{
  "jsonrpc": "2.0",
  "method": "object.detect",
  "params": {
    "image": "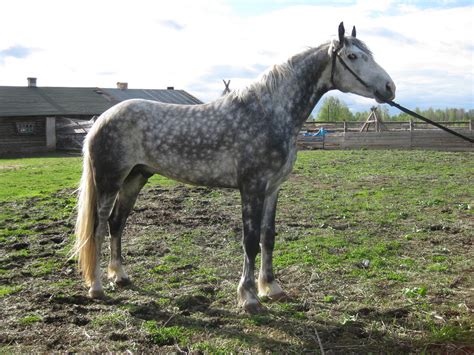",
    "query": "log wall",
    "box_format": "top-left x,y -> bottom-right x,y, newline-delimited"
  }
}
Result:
0,117 -> 48,155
